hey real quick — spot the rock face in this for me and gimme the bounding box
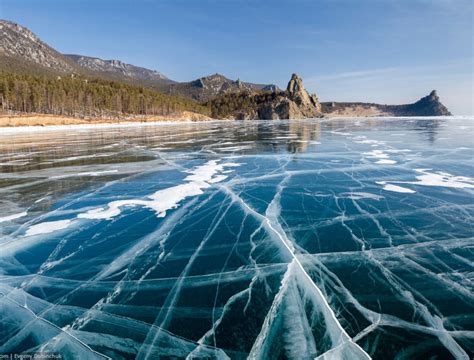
[255,74,321,119]
[65,54,172,84]
[321,90,452,117]
[287,73,312,106]
[208,73,322,120]
[404,90,451,116]
[286,73,321,115]
[0,20,75,72]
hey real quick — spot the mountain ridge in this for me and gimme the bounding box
[162,72,280,102]
[0,19,278,99]
[0,19,452,119]
[0,19,76,73]
[65,54,173,84]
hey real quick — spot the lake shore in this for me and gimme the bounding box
[0,111,213,128]
[0,113,460,132]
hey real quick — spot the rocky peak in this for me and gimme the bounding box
[427,90,442,103]
[286,73,317,108]
[254,74,322,120]
[287,74,304,99]
[203,73,228,82]
[286,73,321,111]
[409,90,451,116]
[0,19,74,72]
[0,20,171,84]
[0,20,39,43]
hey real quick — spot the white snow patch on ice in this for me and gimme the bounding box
[25,220,73,236]
[0,211,27,223]
[355,139,384,145]
[0,120,223,134]
[377,182,415,194]
[375,159,397,165]
[382,184,415,193]
[377,169,474,194]
[208,175,228,183]
[363,150,389,159]
[386,149,411,153]
[78,160,238,220]
[410,169,474,189]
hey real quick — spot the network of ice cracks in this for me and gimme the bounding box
[0,118,472,359]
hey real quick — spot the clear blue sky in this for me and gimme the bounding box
[2,0,473,114]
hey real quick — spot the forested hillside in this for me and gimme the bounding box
[207,90,285,118]
[0,71,210,117]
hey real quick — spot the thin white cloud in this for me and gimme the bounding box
[306,58,473,84]
[304,58,473,115]
[307,67,401,82]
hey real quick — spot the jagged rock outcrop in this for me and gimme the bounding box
[286,73,321,115]
[255,74,321,119]
[287,73,311,106]
[404,90,451,116]
[208,74,322,120]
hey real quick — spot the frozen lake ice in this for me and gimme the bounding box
[0,117,473,359]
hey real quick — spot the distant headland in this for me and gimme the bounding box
[0,20,451,126]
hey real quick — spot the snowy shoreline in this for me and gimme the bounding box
[0,119,223,134]
[0,115,467,135]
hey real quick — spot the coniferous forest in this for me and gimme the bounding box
[206,90,285,118]
[0,71,211,117]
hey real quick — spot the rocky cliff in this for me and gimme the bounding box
[256,74,321,119]
[398,90,451,116]
[321,90,451,117]
[208,73,322,120]
[0,20,75,73]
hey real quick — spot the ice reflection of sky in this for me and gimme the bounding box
[0,117,473,359]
